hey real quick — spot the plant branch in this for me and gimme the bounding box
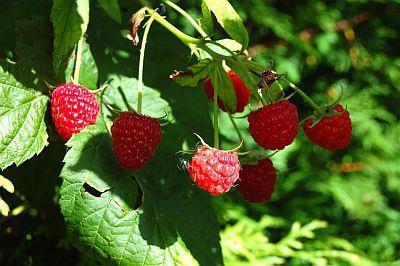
[137,16,155,114]
[281,76,324,115]
[213,82,219,149]
[149,10,201,46]
[228,113,244,145]
[163,0,208,38]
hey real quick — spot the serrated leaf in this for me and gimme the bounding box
[203,0,249,49]
[51,0,90,79]
[64,40,99,89]
[102,75,172,124]
[59,116,197,265]
[0,66,48,170]
[209,61,236,112]
[173,59,212,87]
[98,0,121,23]
[199,1,213,35]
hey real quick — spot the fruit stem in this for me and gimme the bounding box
[163,0,208,38]
[137,15,155,114]
[150,10,201,46]
[228,113,245,146]
[73,36,84,84]
[281,76,324,115]
[213,80,220,149]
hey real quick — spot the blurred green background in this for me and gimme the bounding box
[1,0,400,265]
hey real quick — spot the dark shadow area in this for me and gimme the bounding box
[0,140,80,266]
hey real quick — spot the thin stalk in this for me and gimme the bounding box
[73,36,84,84]
[213,83,219,149]
[150,10,201,46]
[281,76,324,115]
[163,0,207,38]
[137,16,155,114]
[228,113,244,144]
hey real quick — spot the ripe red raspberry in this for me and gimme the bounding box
[111,112,162,170]
[51,83,100,141]
[303,104,352,150]
[248,100,298,150]
[204,70,250,113]
[237,158,277,203]
[188,145,240,195]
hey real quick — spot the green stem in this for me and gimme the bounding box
[73,36,84,84]
[150,10,201,46]
[281,76,324,115]
[228,113,244,144]
[163,0,208,38]
[137,16,155,114]
[213,81,219,149]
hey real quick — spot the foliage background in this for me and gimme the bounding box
[0,0,400,265]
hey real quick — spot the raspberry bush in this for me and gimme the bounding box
[1,0,399,265]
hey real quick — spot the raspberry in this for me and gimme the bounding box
[51,83,100,141]
[248,100,298,150]
[188,145,240,195]
[204,70,251,113]
[303,104,352,150]
[237,158,277,203]
[111,112,162,170]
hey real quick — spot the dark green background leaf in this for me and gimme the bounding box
[98,0,121,23]
[15,15,54,78]
[51,0,90,80]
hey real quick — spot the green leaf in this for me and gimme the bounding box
[59,116,198,265]
[0,197,10,216]
[98,0,121,23]
[51,0,90,80]
[15,15,54,77]
[173,59,212,87]
[0,175,14,193]
[226,58,259,98]
[101,75,172,124]
[0,0,52,58]
[199,1,213,35]
[64,40,99,89]
[202,39,242,58]
[209,61,236,112]
[203,0,249,49]
[0,66,49,170]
